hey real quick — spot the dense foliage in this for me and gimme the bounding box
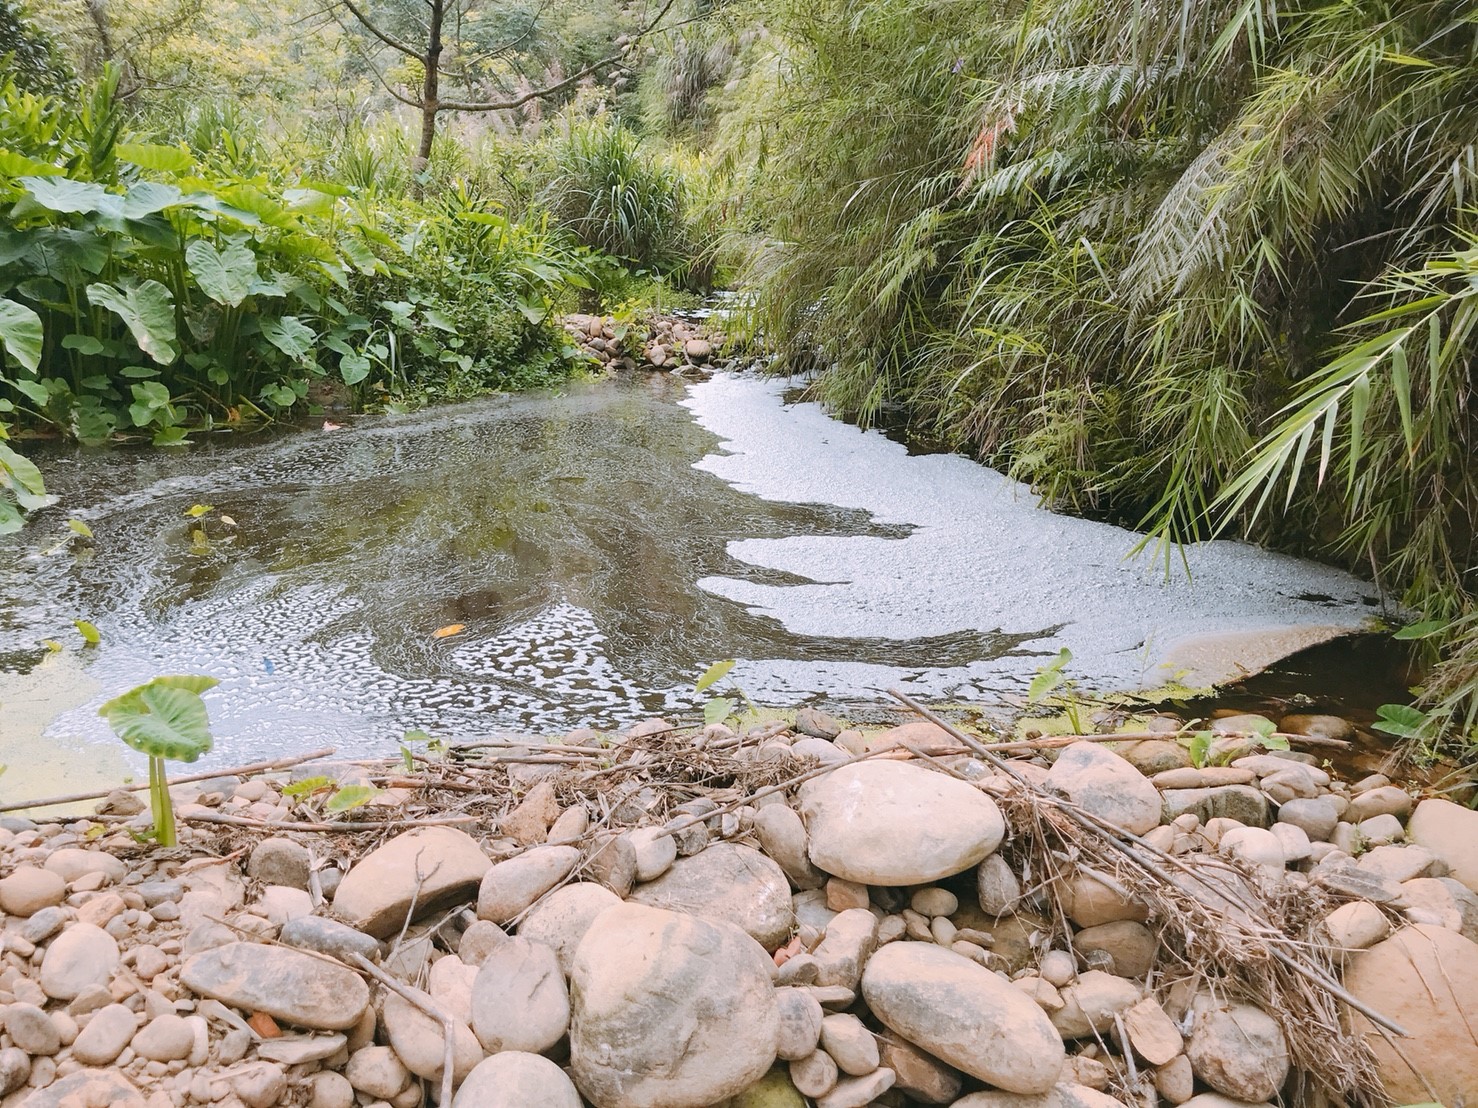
[728,0,1478,746]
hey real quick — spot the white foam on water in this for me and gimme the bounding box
[681,372,1384,698]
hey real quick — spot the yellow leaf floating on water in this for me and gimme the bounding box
[433,624,466,639]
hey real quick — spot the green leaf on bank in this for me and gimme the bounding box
[0,298,43,372]
[1394,620,1448,641]
[326,785,380,813]
[86,281,178,365]
[98,675,219,762]
[1373,703,1429,739]
[695,659,736,693]
[68,519,94,539]
[703,696,736,725]
[186,240,258,308]
[116,143,194,173]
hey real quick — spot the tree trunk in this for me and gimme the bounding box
[412,0,444,192]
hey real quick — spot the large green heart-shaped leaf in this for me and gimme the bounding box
[0,298,42,372]
[186,240,257,308]
[98,675,219,762]
[20,176,123,218]
[260,315,315,359]
[86,281,178,364]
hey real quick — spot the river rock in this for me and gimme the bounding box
[820,1012,879,1075]
[977,854,1022,917]
[43,847,125,884]
[1062,872,1148,928]
[629,842,796,950]
[799,761,1004,885]
[629,827,678,881]
[247,837,312,889]
[19,1067,144,1108]
[752,804,824,889]
[180,941,370,1030]
[815,1068,895,1108]
[71,1003,138,1065]
[811,908,877,991]
[1396,876,1478,941]
[470,936,569,1054]
[131,1013,194,1062]
[790,1050,839,1098]
[39,922,119,1000]
[775,987,824,1061]
[861,941,1064,1093]
[1275,797,1338,841]
[278,915,382,964]
[347,1045,411,1099]
[1185,1002,1289,1102]
[0,866,65,916]
[1050,971,1140,1039]
[1161,785,1269,828]
[477,845,582,925]
[428,953,479,1024]
[1072,920,1155,978]
[257,1033,348,1064]
[4,1003,60,1055]
[569,903,779,1108]
[1407,798,1478,893]
[951,1085,1128,1108]
[1121,996,1182,1066]
[333,826,490,938]
[1047,742,1160,835]
[875,1033,962,1104]
[1343,923,1478,1103]
[519,882,622,974]
[454,1051,582,1107]
[382,986,484,1083]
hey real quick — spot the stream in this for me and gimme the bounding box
[0,370,1388,777]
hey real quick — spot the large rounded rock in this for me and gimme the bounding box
[569,903,779,1108]
[629,843,796,951]
[470,937,570,1054]
[860,942,1064,1093]
[180,942,370,1031]
[454,1052,582,1108]
[382,987,483,1084]
[799,761,1004,885]
[334,827,490,939]
[39,922,119,1000]
[477,845,582,925]
[1046,742,1160,835]
[519,882,622,974]
[1407,798,1478,894]
[1343,923,1478,1103]
[1185,1002,1288,1102]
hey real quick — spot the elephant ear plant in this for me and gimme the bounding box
[98,676,219,846]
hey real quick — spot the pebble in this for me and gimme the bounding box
[39,922,120,1000]
[775,987,824,1061]
[131,1014,194,1062]
[5,1002,61,1055]
[790,1050,840,1098]
[347,1045,411,1099]
[72,1003,137,1065]
[0,867,66,916]
[820,1012,880,1075]
[246,837,312,889]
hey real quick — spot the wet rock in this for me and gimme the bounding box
[454,1051,583,1107]
[1343,924,1478,1103]
[0,866,65,916]
[278,915,382,964]
[519,882,623,974]
[1407,798,1478,893]
[247,837,311,889]
[71,1003,137,1065]
[861,941,1064,1093]
[800,761,1004,885]
[333,826,490,938]
[1186,1002,1289,1102]
[382,986,483,1083]
[630,842,795,950]
[39,922,119,1000]
[569,903,779,1108]
[470,936,569,1054]
[180,941,370,1030]
[1279,714,1354,742]
[1047,742,1161,835]
[477,844,582,924]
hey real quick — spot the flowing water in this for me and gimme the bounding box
[0,370,1389,776]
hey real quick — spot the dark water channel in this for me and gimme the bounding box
[0,371,1390,768]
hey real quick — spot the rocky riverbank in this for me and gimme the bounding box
[0,703,1475,1108]
[561,313,727,372]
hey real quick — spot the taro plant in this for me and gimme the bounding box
[98,675,218,846]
